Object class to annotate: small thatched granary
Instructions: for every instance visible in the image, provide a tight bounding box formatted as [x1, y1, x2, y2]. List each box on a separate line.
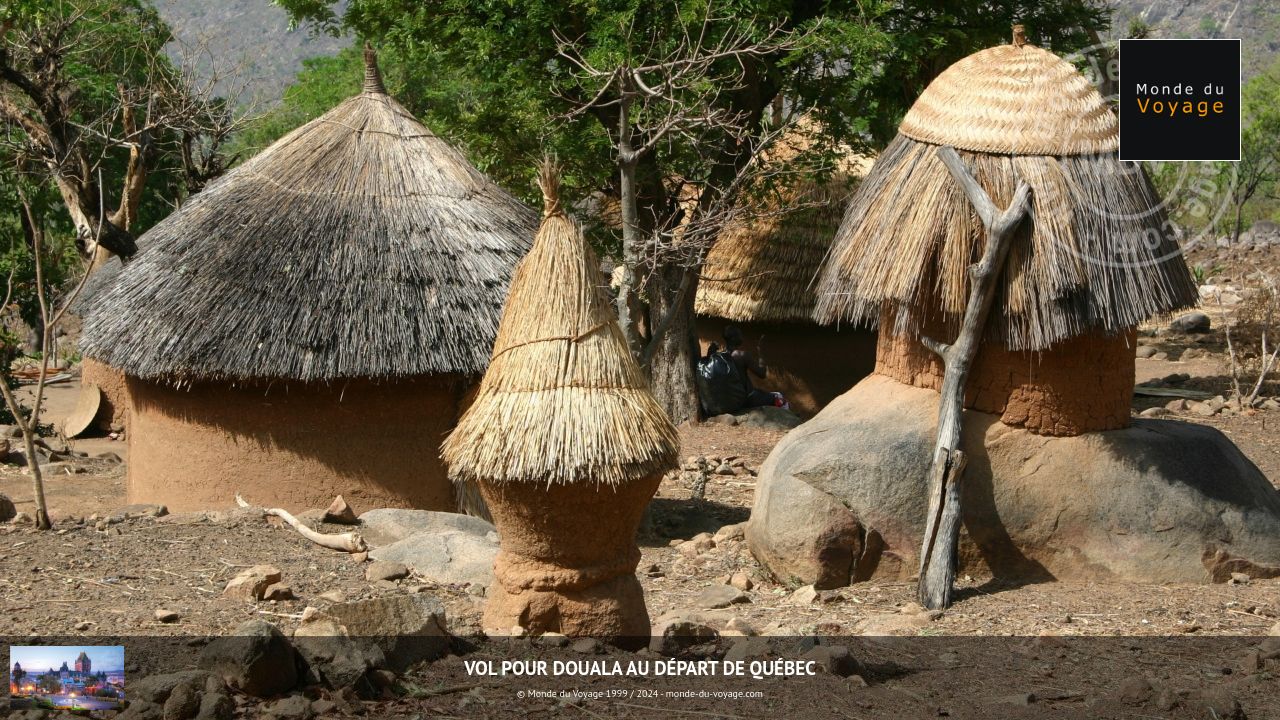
[78, 48, 536, 512]
[747, 35, 1280, 588]
[443, 165, 678, 644]
[813, 37, 1197, 434]
[695, 137, 876, 416]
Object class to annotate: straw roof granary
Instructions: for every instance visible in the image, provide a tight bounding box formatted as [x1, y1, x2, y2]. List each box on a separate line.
[77, 47, 536, 512]
[443, 164, 676, 642]
[443, 164, 678, 486]
[812, 38, 1198, 435]
[694, 132, 876, 414]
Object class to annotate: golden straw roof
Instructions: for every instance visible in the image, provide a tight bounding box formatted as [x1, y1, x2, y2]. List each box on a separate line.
[898, 43, 1118, 156]
[814, 39, 1196, 351]
[696, 140, 871, 324]
[79, 48, 536, 383]
[442, 165, 679, 486]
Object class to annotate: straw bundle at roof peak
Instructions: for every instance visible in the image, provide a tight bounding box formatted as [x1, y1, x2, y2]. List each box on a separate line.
[814, 40, 1197, 351]
[442, 164, 679, 486]
[79, 65, 537, 383]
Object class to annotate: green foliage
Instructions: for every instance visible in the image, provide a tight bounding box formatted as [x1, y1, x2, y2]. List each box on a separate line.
[269, 0, 1108, 209]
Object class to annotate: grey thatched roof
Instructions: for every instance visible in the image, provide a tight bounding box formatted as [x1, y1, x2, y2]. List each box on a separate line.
[80, 50, 537, 383]
[813, 42, 1197, 350]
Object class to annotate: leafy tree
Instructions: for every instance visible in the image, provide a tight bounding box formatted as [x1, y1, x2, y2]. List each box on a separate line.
[1225, 59, 1280, 242]
[273, 0, 1111, 419]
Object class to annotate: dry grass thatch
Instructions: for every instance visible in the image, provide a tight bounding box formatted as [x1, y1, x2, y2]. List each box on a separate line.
[899, 43, 1117, 156]
[813, 43, 1197, 351]
[442, 164, 679, 486]
[695, 130, 872, 324]
[79, 48, 537, 383]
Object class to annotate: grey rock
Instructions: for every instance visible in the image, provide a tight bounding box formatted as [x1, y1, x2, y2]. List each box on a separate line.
[649, 614, 718, 655]
[357, 508, 494, 547]
[1139, 407, 1171, 417]
[737, 405, 803, 430]
[293, 616, 384, 691]
[119, 670, 227, 720]
[223, 565, 282, 601]
[1169, 311, 1211, 334]
[264, 694, 315, 720]
[571, 638, 604, 654]
[154, 608, 181, 623]
[364, 561, 410, 583]
[322, 593, 449, 672]
[199, 619, 298, 697]
[1135, 345, 1158, 359]
[723, 637, 774, 663]
[0, 492, 14, 522]
[697, 584, 750, 609]
[747, 375, 1280, 588]
[802, 644, 861, 677]
[323, 495, 359, 525]
[707, 413, 738, 426]
[369, 529, 496, 588]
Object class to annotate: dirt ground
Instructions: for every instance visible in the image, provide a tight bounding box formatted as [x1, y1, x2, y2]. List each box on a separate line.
[2, 333, 1279, 717]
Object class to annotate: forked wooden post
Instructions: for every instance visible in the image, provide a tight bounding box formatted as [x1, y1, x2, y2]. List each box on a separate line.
[917, 146, 1031, 610]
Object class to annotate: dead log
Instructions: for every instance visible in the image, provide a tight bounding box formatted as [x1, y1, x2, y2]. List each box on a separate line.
[917, 146, 1031, 610]
[235, 493, 368, 553]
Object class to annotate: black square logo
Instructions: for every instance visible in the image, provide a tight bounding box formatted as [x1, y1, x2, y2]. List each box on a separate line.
[1119, 39, 1241, 161]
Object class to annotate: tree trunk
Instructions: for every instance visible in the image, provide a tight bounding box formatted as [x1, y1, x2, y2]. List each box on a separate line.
[646, 266, 700, 423]
[917, 147, 1031, 610]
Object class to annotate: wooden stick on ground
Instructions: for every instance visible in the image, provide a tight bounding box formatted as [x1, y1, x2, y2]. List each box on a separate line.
[917, 146, 1031, 610]
[235, 493, 367, 553]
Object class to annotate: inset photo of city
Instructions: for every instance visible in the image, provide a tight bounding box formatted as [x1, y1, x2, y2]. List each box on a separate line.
[8, 646, 125, 716]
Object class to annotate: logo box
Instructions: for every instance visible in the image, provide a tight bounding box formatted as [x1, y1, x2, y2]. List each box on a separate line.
[1118, 38, 1241, 162]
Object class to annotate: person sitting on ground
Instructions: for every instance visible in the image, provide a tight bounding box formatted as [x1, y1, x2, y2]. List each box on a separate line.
[721, 325, 787, 410]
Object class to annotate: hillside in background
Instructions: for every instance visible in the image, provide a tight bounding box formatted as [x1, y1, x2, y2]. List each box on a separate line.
[154, 0, 349, 104]
[1113, 0, 1279, 76]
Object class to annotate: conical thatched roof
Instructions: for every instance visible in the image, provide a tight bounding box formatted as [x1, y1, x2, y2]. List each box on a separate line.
[814, 38, 1197, 351]
[695, 129, 872, 324]
[79, 47, 536, 382]
[442, 165, 679, 486]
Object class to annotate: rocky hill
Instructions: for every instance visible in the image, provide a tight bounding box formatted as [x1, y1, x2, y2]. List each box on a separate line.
[1112, 0, 1279, 76]
[154, 0, 349, 104]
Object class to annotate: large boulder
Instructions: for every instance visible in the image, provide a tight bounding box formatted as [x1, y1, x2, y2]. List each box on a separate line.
[747, 375, 1280, 587]
[358, 509, 494, 547]
[368, 530, 497, 588]
[198, 619, 298, 697]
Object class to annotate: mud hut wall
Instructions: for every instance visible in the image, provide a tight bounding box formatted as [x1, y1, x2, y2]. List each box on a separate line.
[125, 375, 465, 512]
[696, 318, 876, 416]
[874, 317, 1136, 436]
[81, 358, 131, 432]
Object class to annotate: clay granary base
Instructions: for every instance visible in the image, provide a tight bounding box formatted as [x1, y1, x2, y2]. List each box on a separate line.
[479, 476, 659, 648]
[127, 375, 467, 513]
[876, 317, 1136, 436]
[81, 358, 131, 433]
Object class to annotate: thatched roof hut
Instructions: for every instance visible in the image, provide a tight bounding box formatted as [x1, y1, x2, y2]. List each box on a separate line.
[693, 132, 876, 415]
[443, 165, 676, 642]
[813, 36, 1198, 436]
[443, 165, 678, 486]
[77, 47, 537, 512]
[814, 40, 1197, 351]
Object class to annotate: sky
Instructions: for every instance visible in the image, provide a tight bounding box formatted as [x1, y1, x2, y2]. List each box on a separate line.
[8, 646, 124, 674]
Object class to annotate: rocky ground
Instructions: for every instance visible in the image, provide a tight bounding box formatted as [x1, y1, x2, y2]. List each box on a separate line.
[3, 286, 1280, 717]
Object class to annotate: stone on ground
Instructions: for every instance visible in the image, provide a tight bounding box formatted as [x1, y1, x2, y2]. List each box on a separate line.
[223, 565, 283, 601]
[747, 375, 1280, 588]
[199, 619, 297, 697]
[0, 493, 14, 522]
[737, 405, 803, 430]
[1169, 311, 1211, 334]
[118, 670, 231, 720]
[368, 529, 496, 588]
[697, 584, 750, 609]
[364, 560, 410, 583]
[321, 593, 449, 672]
[323, 495, 359, 525]
[357, 508, 494, 547]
